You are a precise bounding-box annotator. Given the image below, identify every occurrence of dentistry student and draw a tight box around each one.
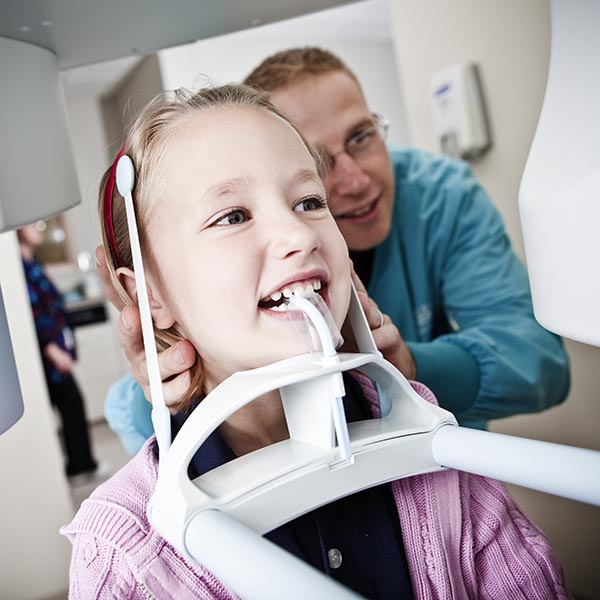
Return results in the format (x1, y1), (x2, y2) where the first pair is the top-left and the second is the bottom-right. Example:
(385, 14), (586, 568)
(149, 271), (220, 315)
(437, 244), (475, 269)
(99, 47), (569, 455)
(62, 83), (569, 599)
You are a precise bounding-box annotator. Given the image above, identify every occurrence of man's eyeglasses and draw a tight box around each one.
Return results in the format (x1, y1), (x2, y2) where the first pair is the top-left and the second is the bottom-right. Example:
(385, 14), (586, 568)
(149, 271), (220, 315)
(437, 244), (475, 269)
(321, 113), (390, 174)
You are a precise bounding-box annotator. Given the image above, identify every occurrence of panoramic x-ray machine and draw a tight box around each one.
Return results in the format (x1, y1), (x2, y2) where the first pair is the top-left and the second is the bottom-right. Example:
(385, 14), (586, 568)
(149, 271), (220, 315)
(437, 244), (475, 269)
(0, 1), (598, 599)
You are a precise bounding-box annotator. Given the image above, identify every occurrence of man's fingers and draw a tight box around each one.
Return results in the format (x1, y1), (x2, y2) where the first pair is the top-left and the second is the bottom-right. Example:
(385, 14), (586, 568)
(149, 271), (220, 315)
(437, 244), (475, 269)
(355, 289), (384, 331)
(349, 261), (368, 295)
(139, 357), (193, 407)
(349, 261), (386, 330)
(351, 279), (417, 379)
(372, 322), (416, 380)
(161, 371), (192, 408)
(157, 340), (196, 381)
(132, 340), (195, 399)
(96, 246), (126, 310)
(116, 305), (144, 360)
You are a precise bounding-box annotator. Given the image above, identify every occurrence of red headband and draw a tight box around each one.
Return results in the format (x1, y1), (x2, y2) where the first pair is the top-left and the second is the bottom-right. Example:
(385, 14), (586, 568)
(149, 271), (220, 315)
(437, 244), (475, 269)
(103, 146), (126, 268)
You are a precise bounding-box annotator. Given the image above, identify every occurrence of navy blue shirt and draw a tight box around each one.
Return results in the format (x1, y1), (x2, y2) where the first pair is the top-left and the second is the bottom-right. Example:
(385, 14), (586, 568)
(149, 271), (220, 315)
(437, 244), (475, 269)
(165, 374), (413, 599)
(22, 257), (76, 384)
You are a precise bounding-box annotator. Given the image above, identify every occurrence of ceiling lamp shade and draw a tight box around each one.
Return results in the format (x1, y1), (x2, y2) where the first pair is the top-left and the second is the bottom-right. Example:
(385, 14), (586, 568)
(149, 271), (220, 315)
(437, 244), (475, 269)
(0, 36), (80, 233)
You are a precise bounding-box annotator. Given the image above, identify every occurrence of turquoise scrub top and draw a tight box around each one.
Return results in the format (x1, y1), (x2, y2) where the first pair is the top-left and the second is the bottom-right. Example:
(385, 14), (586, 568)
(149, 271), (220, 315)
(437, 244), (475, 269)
(374, 148), (569, 428)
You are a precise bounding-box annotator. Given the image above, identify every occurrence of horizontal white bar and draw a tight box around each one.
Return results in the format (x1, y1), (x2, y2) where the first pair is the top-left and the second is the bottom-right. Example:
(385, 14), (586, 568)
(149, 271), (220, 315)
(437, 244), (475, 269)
(432, 425), (600, 506)
(185, 510), (363, 600)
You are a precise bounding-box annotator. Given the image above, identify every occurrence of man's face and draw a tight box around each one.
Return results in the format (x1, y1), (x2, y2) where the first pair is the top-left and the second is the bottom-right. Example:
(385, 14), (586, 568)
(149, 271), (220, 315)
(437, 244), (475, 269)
(271, 71), (395, 251)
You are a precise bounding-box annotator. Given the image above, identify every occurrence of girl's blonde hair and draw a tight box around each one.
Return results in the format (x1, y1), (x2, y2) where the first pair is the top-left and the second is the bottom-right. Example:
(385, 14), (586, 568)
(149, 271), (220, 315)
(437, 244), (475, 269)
(99, 83), (323, 412)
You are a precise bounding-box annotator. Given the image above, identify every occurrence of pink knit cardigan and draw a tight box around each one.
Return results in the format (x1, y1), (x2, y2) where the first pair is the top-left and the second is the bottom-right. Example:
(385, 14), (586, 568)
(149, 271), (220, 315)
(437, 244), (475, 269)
(61, 380), (570, 599)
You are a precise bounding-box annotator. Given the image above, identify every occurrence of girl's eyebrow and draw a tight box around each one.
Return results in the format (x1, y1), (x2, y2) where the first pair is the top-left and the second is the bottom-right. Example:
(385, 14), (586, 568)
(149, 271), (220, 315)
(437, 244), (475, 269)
(203, 176), (251, 200)
(203, 169), (321, 201)
(292, 168), (322, 186)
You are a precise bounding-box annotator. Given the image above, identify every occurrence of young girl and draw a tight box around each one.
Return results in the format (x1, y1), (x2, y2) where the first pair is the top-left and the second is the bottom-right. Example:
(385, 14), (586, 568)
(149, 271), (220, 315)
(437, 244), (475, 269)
(61, 84), (569, 599)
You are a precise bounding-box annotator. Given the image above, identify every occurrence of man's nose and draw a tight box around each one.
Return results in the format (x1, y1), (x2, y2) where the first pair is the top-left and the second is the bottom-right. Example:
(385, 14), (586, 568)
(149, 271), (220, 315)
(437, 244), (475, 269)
(326, 152), (370, 197)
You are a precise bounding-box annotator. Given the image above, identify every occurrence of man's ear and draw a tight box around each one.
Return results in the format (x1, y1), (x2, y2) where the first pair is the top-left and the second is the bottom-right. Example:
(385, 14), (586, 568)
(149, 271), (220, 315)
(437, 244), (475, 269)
(116, 267), (176, 330)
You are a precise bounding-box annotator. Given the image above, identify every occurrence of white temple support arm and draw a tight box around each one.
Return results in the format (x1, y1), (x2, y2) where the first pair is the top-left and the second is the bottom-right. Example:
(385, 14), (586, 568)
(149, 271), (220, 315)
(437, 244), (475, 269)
(432, 425), (600, 506)
(185, 510), (363, 600)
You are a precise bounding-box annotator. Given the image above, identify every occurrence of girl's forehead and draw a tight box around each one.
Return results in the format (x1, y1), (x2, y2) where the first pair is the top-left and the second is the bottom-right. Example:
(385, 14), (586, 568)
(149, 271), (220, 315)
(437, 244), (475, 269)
(144, 106), (319, 215)
(162, 106), (316, 176)
(175, 105), (304, 148)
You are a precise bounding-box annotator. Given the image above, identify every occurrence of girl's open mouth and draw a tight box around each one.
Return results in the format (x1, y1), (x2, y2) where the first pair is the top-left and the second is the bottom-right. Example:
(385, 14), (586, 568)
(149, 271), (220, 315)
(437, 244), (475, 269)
(258, 278), (325, 312)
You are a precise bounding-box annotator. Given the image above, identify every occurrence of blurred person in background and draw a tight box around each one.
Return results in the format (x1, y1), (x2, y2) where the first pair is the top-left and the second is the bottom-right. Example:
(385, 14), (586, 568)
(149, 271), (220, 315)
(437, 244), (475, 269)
(19, 222), (98, 478)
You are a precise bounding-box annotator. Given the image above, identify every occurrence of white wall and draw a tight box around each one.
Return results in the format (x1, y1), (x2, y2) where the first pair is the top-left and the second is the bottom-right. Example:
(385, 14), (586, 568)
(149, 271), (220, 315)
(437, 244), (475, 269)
(389, 1), (599, 596)
(157, 2), (409, 148)
(0, 232), (74, 600)
(62, 94), (109, 260)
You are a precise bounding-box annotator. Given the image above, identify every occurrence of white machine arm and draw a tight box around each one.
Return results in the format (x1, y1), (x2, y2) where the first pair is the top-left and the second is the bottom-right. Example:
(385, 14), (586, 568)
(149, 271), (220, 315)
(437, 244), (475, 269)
(433, 426), (600, 506)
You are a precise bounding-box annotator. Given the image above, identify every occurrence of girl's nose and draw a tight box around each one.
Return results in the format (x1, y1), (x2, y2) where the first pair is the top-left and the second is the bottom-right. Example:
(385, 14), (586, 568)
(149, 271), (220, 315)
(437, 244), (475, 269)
(268, 213), (321, 260)
(326, 153), (370, 197)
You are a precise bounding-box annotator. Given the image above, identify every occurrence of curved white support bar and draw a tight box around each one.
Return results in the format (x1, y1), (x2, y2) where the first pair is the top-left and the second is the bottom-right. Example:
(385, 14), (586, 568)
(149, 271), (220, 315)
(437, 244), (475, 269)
(118, 156), (171, 468)
(432, 425), (600, 506)
(185, 510), (363, 600)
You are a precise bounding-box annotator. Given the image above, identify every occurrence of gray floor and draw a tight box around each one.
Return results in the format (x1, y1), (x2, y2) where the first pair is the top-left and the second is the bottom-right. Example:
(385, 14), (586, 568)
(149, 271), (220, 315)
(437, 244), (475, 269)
(69, 419), (132, 510)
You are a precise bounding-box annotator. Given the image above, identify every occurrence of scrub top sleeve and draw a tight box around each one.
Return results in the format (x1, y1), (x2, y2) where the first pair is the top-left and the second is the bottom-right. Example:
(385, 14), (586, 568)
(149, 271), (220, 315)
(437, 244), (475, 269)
(433, 170), (570, 425)
(104, 374), (154, 455)
(407, 339), (480, 417)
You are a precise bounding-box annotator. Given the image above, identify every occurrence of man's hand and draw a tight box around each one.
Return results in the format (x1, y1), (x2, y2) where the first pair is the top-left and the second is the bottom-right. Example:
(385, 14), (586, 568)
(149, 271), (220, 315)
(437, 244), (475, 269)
(97, 245), (196, 406)
(115, 304), (196, 407)
(342, 264), (417, 380)
(96, 246), (126, 310)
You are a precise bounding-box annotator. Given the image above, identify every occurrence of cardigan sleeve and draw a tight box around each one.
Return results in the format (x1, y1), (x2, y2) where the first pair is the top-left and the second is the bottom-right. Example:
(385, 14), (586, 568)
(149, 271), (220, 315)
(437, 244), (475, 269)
(62, 530), (147, 599)
(466, 474), (571, 599)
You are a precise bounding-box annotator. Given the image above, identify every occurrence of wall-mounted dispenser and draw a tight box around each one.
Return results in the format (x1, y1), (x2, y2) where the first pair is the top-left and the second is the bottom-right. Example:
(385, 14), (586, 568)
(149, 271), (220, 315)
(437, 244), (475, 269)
(430, 62), (491, 160)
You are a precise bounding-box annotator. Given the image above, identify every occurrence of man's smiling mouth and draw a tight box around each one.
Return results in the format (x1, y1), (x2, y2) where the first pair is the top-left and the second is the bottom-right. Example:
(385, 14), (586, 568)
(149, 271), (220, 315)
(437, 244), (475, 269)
(336, 195), (379, 220)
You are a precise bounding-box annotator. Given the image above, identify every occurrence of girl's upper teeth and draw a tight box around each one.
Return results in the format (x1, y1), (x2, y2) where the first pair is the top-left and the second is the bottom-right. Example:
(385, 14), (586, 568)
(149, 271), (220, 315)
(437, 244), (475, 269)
(268, 279), (321, 302)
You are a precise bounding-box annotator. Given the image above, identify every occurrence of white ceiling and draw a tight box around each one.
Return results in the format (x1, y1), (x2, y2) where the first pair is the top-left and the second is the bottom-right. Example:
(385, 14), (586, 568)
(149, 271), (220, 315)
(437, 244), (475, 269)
(56, 0), (391, 96)
(0, 0), (385, 70)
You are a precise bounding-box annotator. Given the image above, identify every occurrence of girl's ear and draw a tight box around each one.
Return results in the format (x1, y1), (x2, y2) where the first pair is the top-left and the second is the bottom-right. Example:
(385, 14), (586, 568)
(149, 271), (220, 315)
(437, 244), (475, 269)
(116, 267), (176, 330)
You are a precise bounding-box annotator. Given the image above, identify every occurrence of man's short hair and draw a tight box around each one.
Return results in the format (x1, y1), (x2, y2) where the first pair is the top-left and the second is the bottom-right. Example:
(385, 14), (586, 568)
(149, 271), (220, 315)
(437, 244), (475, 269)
(244, 47), (360, 94)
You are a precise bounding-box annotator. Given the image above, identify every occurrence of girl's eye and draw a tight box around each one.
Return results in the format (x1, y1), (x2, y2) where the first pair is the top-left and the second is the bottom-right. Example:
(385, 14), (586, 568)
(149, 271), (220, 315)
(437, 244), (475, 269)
(295, 196), (327, 212)
(215, 209), (249, 226)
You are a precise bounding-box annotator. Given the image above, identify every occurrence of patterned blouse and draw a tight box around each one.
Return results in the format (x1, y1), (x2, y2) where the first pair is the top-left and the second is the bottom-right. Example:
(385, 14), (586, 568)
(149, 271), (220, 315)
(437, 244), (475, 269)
(22, 258), (76, 383)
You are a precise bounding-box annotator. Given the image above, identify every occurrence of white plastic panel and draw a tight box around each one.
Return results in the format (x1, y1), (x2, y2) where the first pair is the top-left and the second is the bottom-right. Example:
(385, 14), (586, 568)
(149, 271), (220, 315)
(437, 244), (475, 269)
(519, 0), (600, 346)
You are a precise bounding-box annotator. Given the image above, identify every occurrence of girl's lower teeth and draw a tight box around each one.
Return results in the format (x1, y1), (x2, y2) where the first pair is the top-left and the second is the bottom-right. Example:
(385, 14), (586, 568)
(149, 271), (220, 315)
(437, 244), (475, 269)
(266, 290), (320, 311)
